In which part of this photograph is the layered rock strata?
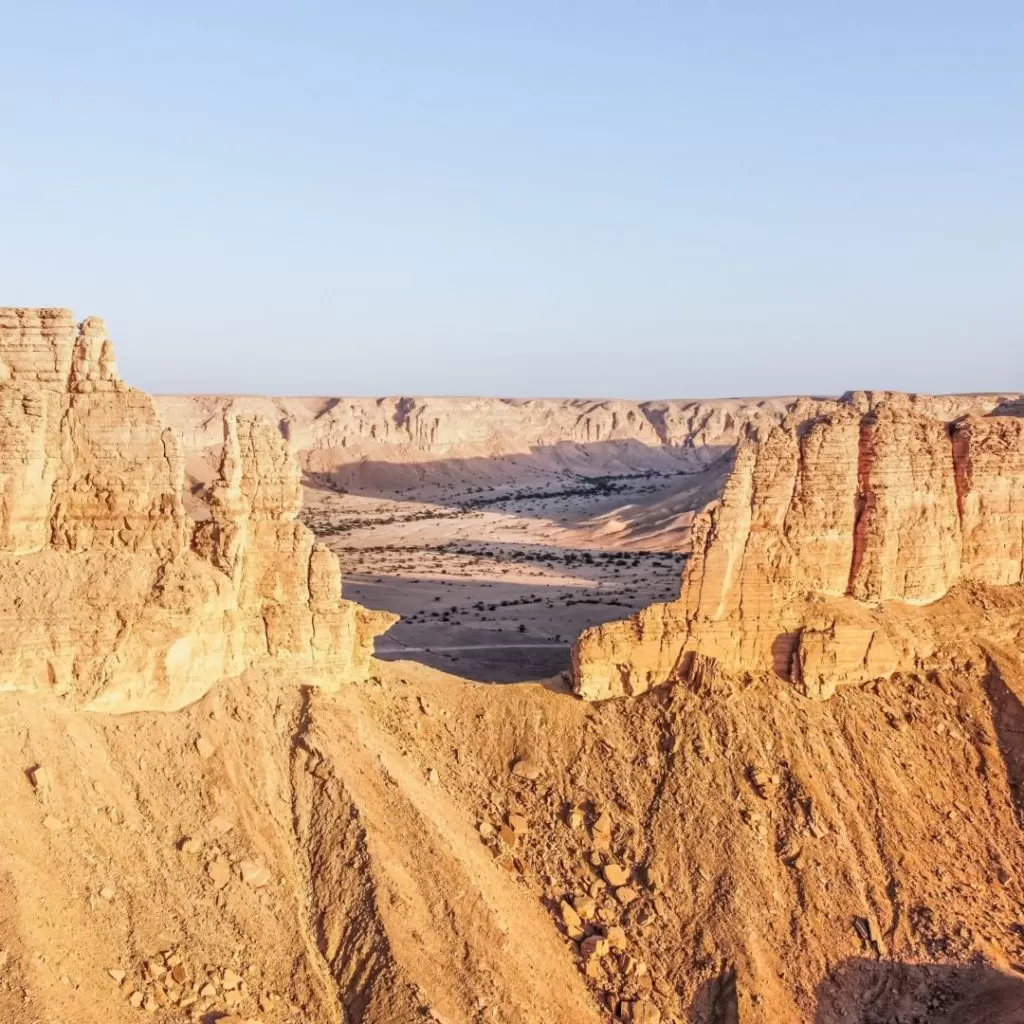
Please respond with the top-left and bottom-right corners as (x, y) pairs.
(155, 389), (1022, 517)
(0, 308), (394, 712)
(574, 393), (1024, 701)
(192, 413), (394, 683)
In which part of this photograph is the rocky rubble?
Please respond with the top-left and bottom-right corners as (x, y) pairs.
(0, 308), (394, 711)
(574, 392), (1024, 700)
(466, 746), (676, 1021)
(109, 944), (280, 1021)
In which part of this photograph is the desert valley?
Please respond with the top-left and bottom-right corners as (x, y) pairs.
(2, 307), (1024, 1024)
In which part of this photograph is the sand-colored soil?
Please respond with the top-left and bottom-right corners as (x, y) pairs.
(4, 642), (1024, 1023)
(4, 381), (1024, 1024)
(301, 476), (694, 681)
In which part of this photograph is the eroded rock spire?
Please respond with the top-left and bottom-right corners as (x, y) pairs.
(0, 308), (395, 711)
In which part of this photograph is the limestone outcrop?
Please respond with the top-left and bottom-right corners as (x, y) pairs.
(574, 393), (1024, 701)
(0, 308), (394, 712)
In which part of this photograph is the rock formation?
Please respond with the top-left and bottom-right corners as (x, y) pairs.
(192, 413), (394, 681)
(154, 394), (813, 495)
(574, 392), (1024, 701)
(155, 389), (1022, 510)
(0, 308), (394, 712)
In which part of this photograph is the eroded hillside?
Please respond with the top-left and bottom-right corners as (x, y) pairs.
(4, 645), (1024, 1023)
(575, 392), (1024, 702)
(2, 309), (1024, 1024)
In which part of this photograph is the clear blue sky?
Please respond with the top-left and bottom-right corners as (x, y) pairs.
(3, 1), (1021, 397)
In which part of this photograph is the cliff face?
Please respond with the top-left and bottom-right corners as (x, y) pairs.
(192, 413), (393, 684)
(0, 308), (394, 712)
(574, 394), (1024, 701)
(155, 390), (1021, 505)
(154, 394), (808, 495)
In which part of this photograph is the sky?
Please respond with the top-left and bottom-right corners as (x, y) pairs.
(2, 1), (1021, 398)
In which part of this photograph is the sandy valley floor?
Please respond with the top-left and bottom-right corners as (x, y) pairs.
(300, 475), (695, 681)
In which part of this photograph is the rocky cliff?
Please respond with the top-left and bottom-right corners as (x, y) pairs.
(155, 390), (1023, 505)
(574, 392), (1024, 700)
(154, 394), (802, 496)
(0, 308), (394, 712)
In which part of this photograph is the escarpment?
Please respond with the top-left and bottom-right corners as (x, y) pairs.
(0, 308), (394, 711)
(574, 393), (1024, 701)
(155, 388), (1022, 507)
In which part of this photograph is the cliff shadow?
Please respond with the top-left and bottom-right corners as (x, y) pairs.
(300, 439), (722, 683)
(991, 398), (1024, 418)
(364, 568), (575, 683)
(302, 438), (734, 522)
(688, 965), (740, 1023)
(346, 558), (681, 683)
(813, 957), (1024, 1023)
(982, 652), (1024, 824)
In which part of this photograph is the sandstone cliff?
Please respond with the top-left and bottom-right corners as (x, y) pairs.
(0, 308), (394, 712)
(154, 394), (804, 496)
(155, 391), (1022, 514)
(574, 393), (1024, 700)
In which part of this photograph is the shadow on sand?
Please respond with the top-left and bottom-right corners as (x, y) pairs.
(349, 569), (671, 683)
(685, 958), (1024, 1022)
(303, 438), (734, 512)
(982, 652), (1024, 823)
(812, 957), (1024, 1023)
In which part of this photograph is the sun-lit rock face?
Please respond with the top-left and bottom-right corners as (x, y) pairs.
(192, 412), (396, 684)
(953, 414), (1024, 585)
(574, 395), (1024, 701)
(0, 309), (76, 553)
(0, 308), (395, 712)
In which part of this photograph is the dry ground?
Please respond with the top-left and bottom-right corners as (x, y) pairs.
(5, 462), (1024, 1023)
(300, 474), (694, 681)
(4, 645), (1024, 1024)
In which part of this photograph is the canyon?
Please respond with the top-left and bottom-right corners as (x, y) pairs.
(1, 310), (1023, 1024)
(573, 392), (1024, 702)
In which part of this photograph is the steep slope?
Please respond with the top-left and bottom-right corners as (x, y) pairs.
(3, 652), (1024, 1023)
(0, 670), (611, 1024)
